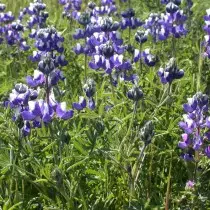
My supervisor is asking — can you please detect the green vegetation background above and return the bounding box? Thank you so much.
[0,0,210,209]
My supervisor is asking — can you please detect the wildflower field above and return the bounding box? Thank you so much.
[1,0,210,209]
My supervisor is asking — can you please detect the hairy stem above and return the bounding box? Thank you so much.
[119,101,138,150]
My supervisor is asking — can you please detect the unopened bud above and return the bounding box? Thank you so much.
[140,121,154,145]
[127,86,143,101]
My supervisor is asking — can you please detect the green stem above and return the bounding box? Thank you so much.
[139,43,142,76]
[197,42,203,92]
[168,82,172,96]
[171,36,176,58]
[151,83,172,118]
[109,75,116,105]
[48,124,57,164]
[46,75,50,105]
[119,101,138,151]
[128,0,131,43]
[84,34,88,82]
[165,153,172,210]
[194,151,199,181]
[78,186,88,210]
[133,144,147,187]
[128,27,131,44]
[84,54,87,82]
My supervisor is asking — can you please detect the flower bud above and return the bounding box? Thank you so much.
[83,78,96,98]
[101,17,119,32]
[15,83,28,94]
[125,44,135,54]
[88,2,96,9]
[101,44,115,58]
[166,2,179,14]
[121,8,135,18]
[135,30,147,44]
[127,86,143,101]
[38,58,55,74]
[195,92,208,108]
[0,3,6,12]
[78,12,91,26]
[140,121,154,145]
[30,90,39,100]
[173,0,181,6]
[11,21,24,31]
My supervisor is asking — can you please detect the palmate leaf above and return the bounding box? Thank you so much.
[0,0,210,208]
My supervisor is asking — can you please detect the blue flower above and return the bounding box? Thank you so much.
[178,93,210,160]
[158,58,184,84]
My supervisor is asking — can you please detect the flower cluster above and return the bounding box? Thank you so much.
[0,4,14,24]
[0,4,22,46]
[6,26,72,136]
[127,76,143,101]
[178,92,210,160]
[121,8,143,30]
[158,57,184,84]
[160,0,181,5]
[85,15,134,83]
[23,0,48,29]
[5,20,30,50]
[29,27,67,65]
[73,8,134,83]
[7,82,73,137]
[203,9,210,58]
[0,0,50,51]
[133,48,156,67]
[135,30,148,45]
[72,78,96,111]
[27,26,68,95]
[92,0,117,16]
[59,0,82,19]
[144,1,187,42]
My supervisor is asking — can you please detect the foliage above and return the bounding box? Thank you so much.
[0,0,210,209]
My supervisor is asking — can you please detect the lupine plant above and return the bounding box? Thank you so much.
[1,0,210,209]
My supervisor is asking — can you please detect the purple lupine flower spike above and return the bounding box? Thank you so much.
[58,0,82,20]
[204,9,210,58]
[83,79,96,110]
[178,92,210,160]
